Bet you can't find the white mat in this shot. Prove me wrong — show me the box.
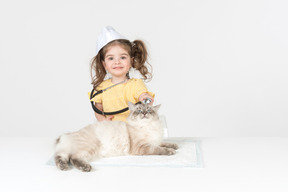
[47,138,202,168]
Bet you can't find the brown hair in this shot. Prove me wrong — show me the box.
[90,39,152,89]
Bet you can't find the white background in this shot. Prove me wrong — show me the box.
[0,0,287,137]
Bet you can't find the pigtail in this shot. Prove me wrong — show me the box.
[90,52,107,89]
[131,40,152,81]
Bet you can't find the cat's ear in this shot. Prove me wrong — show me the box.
[128,102,136,111]
[153,104,161,112]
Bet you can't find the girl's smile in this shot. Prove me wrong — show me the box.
[112,66,124,69]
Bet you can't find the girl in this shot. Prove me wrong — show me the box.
[89,26,154,122]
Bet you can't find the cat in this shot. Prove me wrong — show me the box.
[54,102,178,172]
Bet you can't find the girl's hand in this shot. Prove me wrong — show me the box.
[94,103,114,121]
[106,115,114,121]
[139,93,154,105]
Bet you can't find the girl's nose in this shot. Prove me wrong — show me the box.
[115,57,120,63]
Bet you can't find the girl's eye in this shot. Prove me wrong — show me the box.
[121,56,127,60]
[108,57,114,61]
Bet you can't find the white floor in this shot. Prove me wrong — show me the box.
[0,137,287,192]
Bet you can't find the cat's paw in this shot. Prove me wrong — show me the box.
[169,143,179,150]
[55,156,70,171]
[79,164,92,172]
[165,147,176,155]
[161,143,179,150]
[70,159,92,172]
[57,161,70,171]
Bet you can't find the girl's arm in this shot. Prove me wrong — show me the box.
[94,103,114,121]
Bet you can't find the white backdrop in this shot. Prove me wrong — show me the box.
[0,0,287,137]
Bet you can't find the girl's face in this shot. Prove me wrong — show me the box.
[102,45,132,81]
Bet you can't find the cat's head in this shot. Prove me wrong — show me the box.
[127,102,161,121]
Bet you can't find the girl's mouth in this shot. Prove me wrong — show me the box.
[113,67,123,70]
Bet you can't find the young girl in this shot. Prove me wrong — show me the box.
[89,26,154,122]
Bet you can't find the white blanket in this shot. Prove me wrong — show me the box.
[47,138,202,168]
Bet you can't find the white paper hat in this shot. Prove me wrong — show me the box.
[96,26,127,54]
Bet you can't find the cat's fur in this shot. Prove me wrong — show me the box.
[54,102,178,172]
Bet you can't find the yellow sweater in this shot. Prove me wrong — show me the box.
[89,78,154,122]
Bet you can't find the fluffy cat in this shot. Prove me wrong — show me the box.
[54,102,178,172]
